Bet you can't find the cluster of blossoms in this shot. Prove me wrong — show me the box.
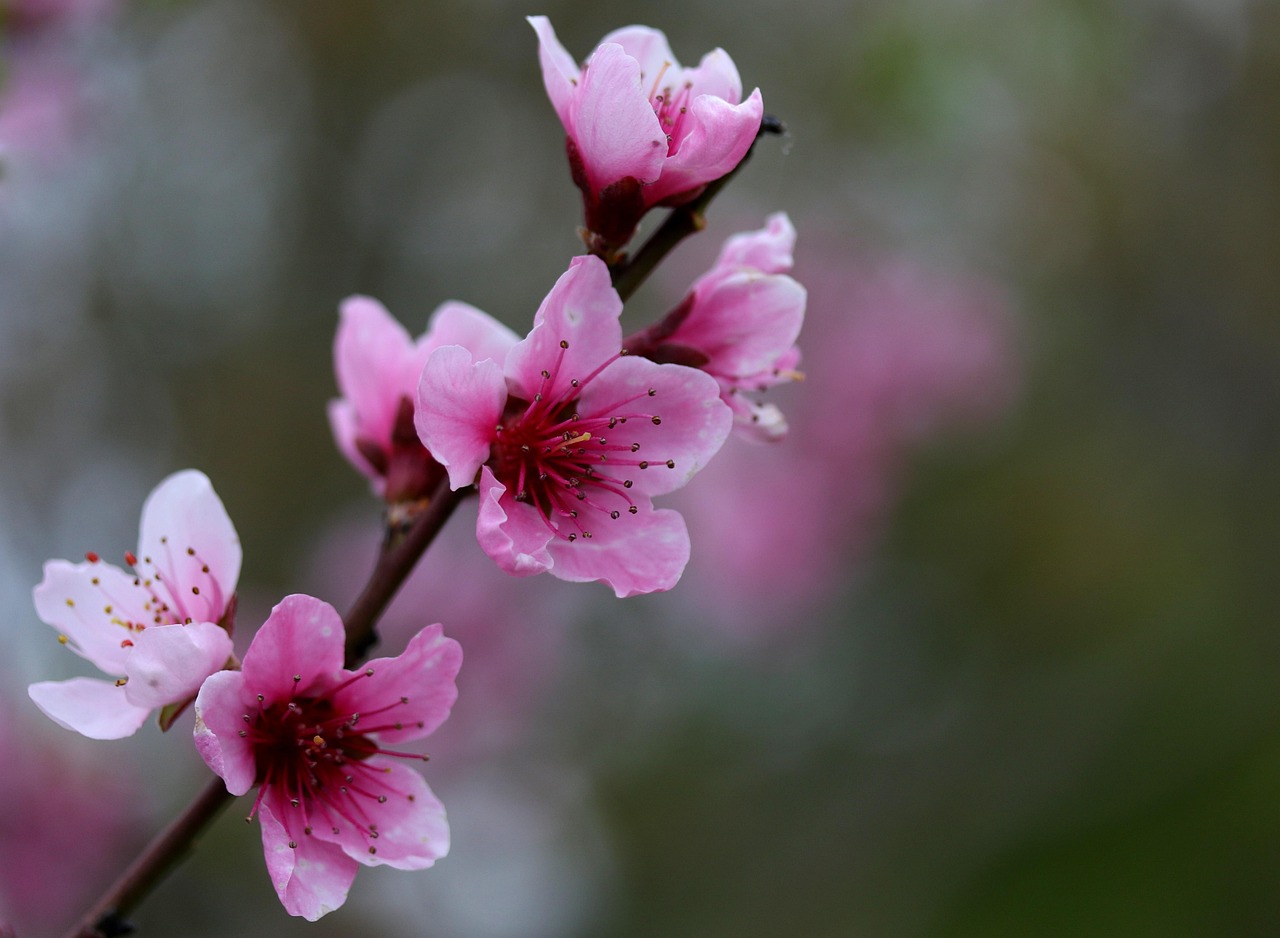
[22,15,804,928]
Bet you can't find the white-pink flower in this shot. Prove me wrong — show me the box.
[193,595,459,921]
[528,16,763,253]
[629,212,806,441]
[28,469,240,740]
[415,254,732,597]
[328,295,519,504]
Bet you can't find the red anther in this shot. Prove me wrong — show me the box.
[85,551,100,563]
[125,551,138,567]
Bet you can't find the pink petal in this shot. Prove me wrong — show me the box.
[241,595,344,704]
[681,47,744,104]
[646,88,763,205]
[715,212,796,274]
[527,15,580,130]
[337,623,461,745]
[426,300,520,366]
[569,42,666,194]
[333,295,415,449]
[503,255,622,402]
[28,677,151,739]
[193,669,257,795]
[259,795,358,921]
[599,25,679,88]
[327,398,384,491]
[726,393,789,442]
[475,467,554,577]
[122,621,232,710]
[336,761,449,871]
[415,345,507,490]
[136,469,241,624]
[575,355,732,497]
[674,273,806,378]
[32,559,140,674]
[548,504,691,597]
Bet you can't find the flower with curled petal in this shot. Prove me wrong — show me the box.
[27,469,240,739]
[415,254,732,597]
[628,213,805,441]
[529,16,763,255]
[194,594,460,920]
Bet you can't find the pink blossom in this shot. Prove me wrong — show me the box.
[528,16,763,254]
[328,295,519,504]
[27,469,240,739]
[415,255,732,597]
[628,213,805,441]
[193,594,459,920]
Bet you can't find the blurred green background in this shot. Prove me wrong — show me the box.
[2,0,1277,935]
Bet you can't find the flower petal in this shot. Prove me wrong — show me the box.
[714,212,795,274]
[337,761,449,871]
[260,795,358,921]
[122,621,232,711]
[337,623,461,745]
[569,42,666,193]
[327,397,384,491]
[475,467,554,577]
[548,503,690,597]
[28,677,151,739]
[646,87,762,205]
[32,559,141,674]
[415,345,507,491]
[527,15,580,130]
[503,255,622,402]
[136,469,241,625]
[681,47,744,105]
[241,595,344,704]
[674,272,806,379]
[193,668,257,795]
[426,300,520,366]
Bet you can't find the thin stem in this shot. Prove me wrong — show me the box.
[609,115,785,303]
[66,475,466,937]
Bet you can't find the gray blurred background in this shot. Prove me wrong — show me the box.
[2,0,1277,935]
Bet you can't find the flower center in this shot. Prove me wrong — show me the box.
[240,670,427,852]
[650,72,695,156]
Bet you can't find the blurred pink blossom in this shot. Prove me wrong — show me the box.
[528,16,762,255]
[416,255,732,597]
[194,594,460,920]
[28,470,240,739]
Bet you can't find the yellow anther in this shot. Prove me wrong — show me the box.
[555,432,592,452]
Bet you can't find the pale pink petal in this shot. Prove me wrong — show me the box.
[337,761,449,870]
[121,621,232,710]
[260,796,358,921]
[673,273,806,378]
[575,356,732,497]
[415,345,507,490]
[32,559,139,674]
[241,595,344,704]
[333,295,415,448]
[503,255,622,401]
[425,300,520,366]
[527,15,580,130]
[136,469,241,624]
[715,212,795,274]
[27,677,151,740]
[646,88,763,205]
[599,25,678,87]
[337,623,461,745]
[681,47,744,104]
[193,669,257,795]
[548,504,690,597]
[327,398,383,490]
[725,393,789,442]
[569,42,667,193]
[475,467,554,577]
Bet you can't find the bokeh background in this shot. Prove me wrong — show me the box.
[2,0,1278,935]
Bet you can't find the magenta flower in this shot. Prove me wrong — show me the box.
[415,255,732,597]
[528,16,763,254]
[28,469,240,739]
[194,594,460,920]
[629,212,806,441]
[329,294,519,505]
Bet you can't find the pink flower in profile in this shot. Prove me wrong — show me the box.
[629,213,805,441]
[528,16,763,254]
[416,255,732,597]
[329,295,519,505]
[28,469,240,739]
[194,594,460,921]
